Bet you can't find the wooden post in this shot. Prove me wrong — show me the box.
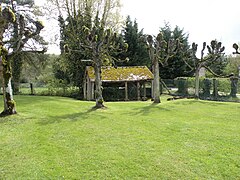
[30,83,34,95]
[137,81,140,101]
[143,82,146,98]
[83,79,86,100]
[125,81,128,101]
[87,78,91,100]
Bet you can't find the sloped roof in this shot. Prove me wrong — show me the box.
[86,66,153,82]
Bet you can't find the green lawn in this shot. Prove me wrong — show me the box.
[0,95,239,179]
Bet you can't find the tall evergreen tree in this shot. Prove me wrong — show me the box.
[159,23,192,79]
[56,11,91,90]
[118,16,150,67]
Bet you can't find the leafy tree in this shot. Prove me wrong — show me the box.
[0,3,44,115]
[4,0,47,94]
[158,24,192,79]
[21,53,50,83]
[57,14,90,90]
[52,54,70,84]
[224,55,240,76]
[118,16,150,67]
[1,5,18,115]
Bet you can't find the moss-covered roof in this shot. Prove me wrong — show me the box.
[86,66,153,82]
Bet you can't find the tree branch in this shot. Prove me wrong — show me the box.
[203,65,233,78]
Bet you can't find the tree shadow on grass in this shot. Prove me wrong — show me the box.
[123,98,235,116]
[0,114,20,123]
[37,107,107,125]
[126,102,171,116]
[172,99,233,106]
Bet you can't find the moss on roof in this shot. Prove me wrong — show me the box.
[86,66,153,82]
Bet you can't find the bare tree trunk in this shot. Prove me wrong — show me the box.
[94,61,104,108]
[153,58,160,103]
[230,76,238,98]
[195,66,200,99]
[12,58,22,94]
[0,57,17,116]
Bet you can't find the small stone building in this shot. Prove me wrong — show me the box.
[83,66,154,101]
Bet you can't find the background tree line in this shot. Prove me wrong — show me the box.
[19,14,240,99]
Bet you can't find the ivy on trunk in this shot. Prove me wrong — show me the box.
[0,47,16,115]
[0,3,45,116]
[0,5,17,115]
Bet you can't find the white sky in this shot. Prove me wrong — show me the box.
[35,0,240,55]
[120,0,240,55]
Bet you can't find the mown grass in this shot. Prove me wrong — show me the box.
[0,95,240,179]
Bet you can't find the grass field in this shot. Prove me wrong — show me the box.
[0,95,240,179]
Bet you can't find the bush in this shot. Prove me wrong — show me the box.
[175,77,188,95]
[218,78,231,94]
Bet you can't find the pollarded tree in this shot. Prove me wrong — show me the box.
[58,0,127,108]
[50,0,123,100]
[146,32,180,103]
[72,11,127,108]
[186,40,225,98]
[52,0,127,108]
[231,43,240,75]
[233,43,240,55]
[230,43,240,97]
[0,3,44,116]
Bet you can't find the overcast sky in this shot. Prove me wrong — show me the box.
[120,0,240,55]
[36,0,240,55]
